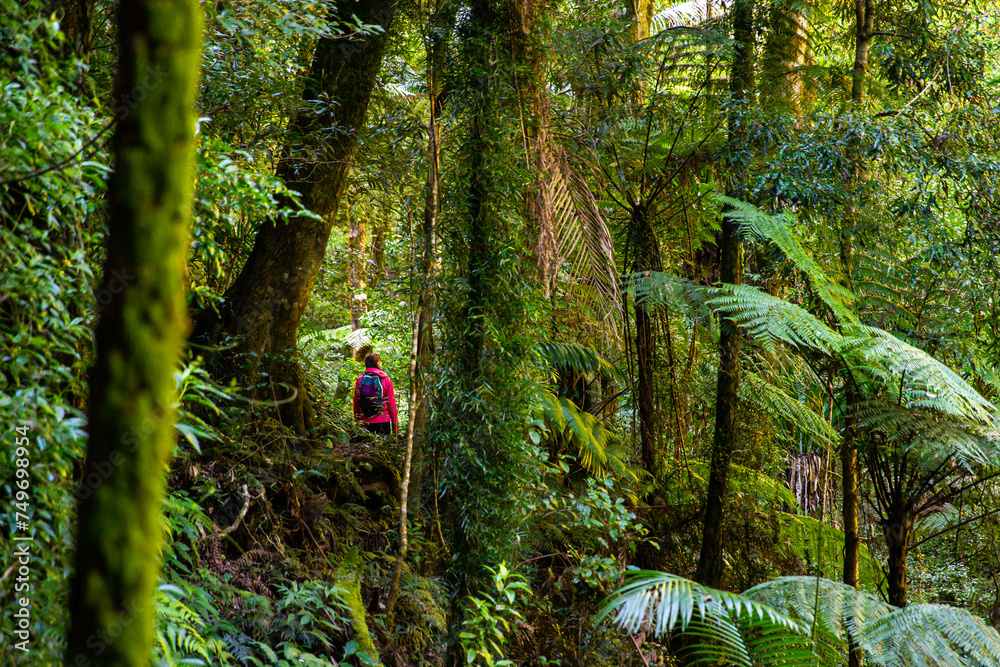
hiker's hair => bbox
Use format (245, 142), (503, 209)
(364, 353), (381, 369)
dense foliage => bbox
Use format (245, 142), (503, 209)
(3, 0), (1000, 664)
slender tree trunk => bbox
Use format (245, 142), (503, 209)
(349, 212), (368, 330)
(192, 0), (399, 434)
(885, 511), (912, 607)
(843, 3), (873, 661)
(841, 383), (864, 666)
(695, 0), (752, 589)
(65, 0), (201, 663)
(385, 40), (444, 618)
(852, 0), (875, 105)
(632, 207), (659, 474)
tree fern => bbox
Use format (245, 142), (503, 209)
(841, 325), (995, 424)
(746, 576), (1000, 667)
(708, 284), (842, 355)
(627, 271), (714, 323)
(854, 398), (1000, 467)
(596, 571), (817, 666)
(778, 514), (882, 588)
(714, 194), (858, 326)
(742, 371), (838, 447)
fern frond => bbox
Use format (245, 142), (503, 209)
(742, 371), (838, 446)
(778, 514), (882, 588)
(551, 156), (622, 329)
(746, 576), (1000, 667)
(537, 389), (638, 481)
(685, 458), (800, 510)
(709, 284), (842, 355)
(628, 271), (714, 322)
(714, 195), (857, 325)
(855, 399), (1000, 467)
(843, 325), (995, 424)
(534, 340), (627, 386)
(597, 571), (816, 667)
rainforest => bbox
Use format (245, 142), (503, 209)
(3, 0), (1000, 665)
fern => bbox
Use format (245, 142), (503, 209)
(538, 389), (638, 481)
(597, 571), (817, 666)
(854, 398), (1000, 467)
(778, 513), (882, 588)
(714, 194), (858, 325)
(746, 576), (1000, 667)
(742, 371), (838, 447)
(683, 458), (801, 511)
(627, 271), (715, 323)
(533, 340), (627, 386)
(708, 284), (842, 355)
(842, 325), (995, 424)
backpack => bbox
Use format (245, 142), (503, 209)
(357, 372), (385, 418)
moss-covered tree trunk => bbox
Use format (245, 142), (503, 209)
(65, 0), (201, 664)
(193, 0), (399, 433)
(695, 0), (753, 589)
(439, 0), (536, 663)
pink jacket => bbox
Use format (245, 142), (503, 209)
(353, 367), (399, 432)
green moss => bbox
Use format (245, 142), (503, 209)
(334, 547), (383, 665)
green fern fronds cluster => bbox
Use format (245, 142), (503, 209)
(538, 390), (637, 481)
(601, 573), (1000, 667)
(597, 571), (815, 666)
(747, 576), (1000, 667)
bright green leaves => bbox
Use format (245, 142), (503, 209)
(597, 571), (815, 666)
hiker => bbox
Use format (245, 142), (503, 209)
(353, 352), (399, 435)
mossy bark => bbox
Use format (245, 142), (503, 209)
(65, 0), (201, 664)
(336, 548), (383, 665)
(193, 0), (399, 434)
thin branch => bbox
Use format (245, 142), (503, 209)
(0, 120), (115, 186)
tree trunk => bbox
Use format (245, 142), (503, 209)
(841, 384), (864, 667)
(192, 0), (399, 434)
(632, 205), (659, 474)
(65, 0), (200, 663)
(385, 37), (445, 618)
(349, 212), (368, 330)
(885, 511), (912, 607)
(694, 0), (752, 589)
(842, 1), (873, 660)
(852, 0), (875, 105)
(761, 0), (811, 114)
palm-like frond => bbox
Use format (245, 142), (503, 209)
(628, 271), (715, 322)
(597, 571), (816, 667)
(708, 284), (842, 355)
(742, 371), (838, 446)
(746, 577), (1000, 667)
(538, 390), (637, 481)
(855, 399), (1000, 467)
(550, 155), (621, 330)
(651, 0), (717, 32)
(842, 325), (995, 424)
(715, 195), (857, 326)
(534, 340), (627, 386)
